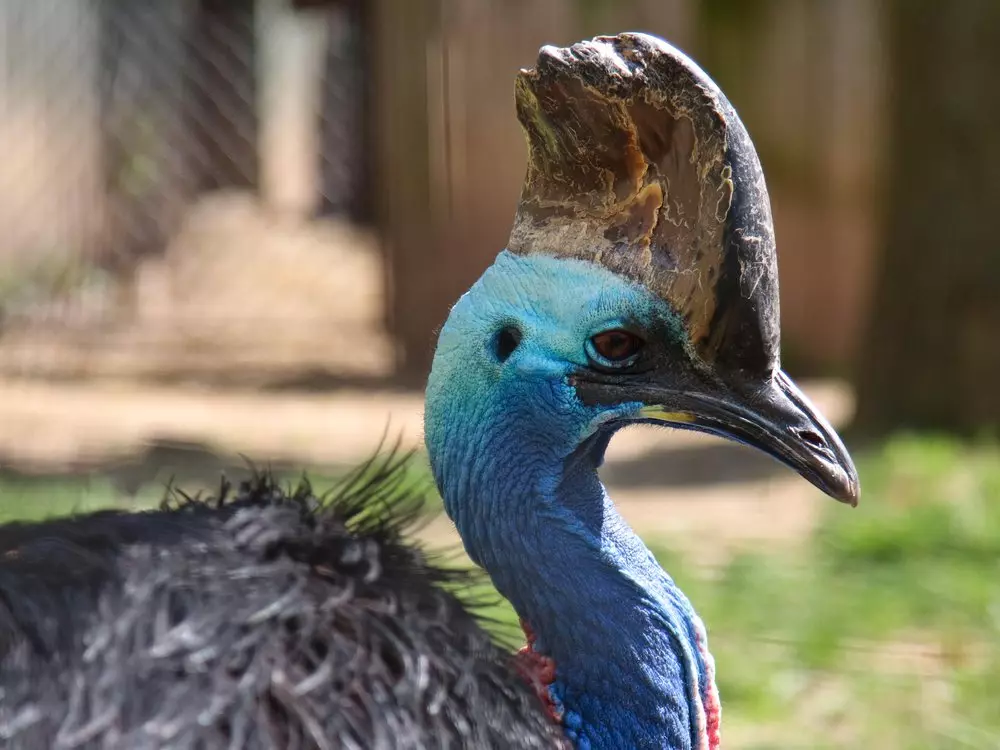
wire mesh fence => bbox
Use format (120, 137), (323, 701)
(0, 0), (387, 384)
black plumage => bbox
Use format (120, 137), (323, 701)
(0, 455), (562, 749)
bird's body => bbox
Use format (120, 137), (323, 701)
(0, 32), (858, 750)
(0, 465), (562, 748)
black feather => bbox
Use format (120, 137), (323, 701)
(0, 453), (563, 749)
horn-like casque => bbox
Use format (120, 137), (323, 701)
(509, 33), (778, 375)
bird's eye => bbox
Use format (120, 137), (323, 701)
(494, 325), (522, 362)
(588, 329), (645, 366)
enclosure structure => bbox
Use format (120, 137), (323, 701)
(0, 0), (882, 383)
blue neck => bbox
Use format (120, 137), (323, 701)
(434, 418), (716, 749)
(424, 250), (719, 747)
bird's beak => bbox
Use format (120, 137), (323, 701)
(574, 369), (860, 506)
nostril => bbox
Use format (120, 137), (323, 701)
(796, 428), (826, 451)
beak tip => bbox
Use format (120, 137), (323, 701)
(832, 467), (860, 507)
(847, 480), (861, 508)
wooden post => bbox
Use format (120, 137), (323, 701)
(371, 0), (443, 380)
(856, 0), (1000, 432)
(257, 0), (329, 217)
(0, 0), (104, 267)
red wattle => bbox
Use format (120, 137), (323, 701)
(515, 620), (563, 726)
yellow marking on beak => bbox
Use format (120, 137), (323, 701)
(639, 406), (696, 423)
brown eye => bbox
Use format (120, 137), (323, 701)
(589, 329), (645, 364)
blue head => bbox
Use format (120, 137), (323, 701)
(424, 33), (858, 749)
(426, 251), (726, 747)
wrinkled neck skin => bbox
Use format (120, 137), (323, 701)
(425, 252), (719, 749)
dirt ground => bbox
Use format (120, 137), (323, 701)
(0, 192), (392, 384)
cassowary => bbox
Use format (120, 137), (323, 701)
(0, 33), (858, 749)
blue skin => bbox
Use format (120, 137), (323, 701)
(425, 251), (716, 749)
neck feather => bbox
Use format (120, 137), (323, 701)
(436, 423), (720, 750)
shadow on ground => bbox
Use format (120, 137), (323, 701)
(1, 433), (790, 502)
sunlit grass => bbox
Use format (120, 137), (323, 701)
(0, 475), (128, 523)
(452, 434), (1000, 748)
(654, 434), (1000, 748)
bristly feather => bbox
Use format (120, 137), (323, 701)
(0, 450), (564, 749)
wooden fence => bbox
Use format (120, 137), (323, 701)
(373, 0), (885, 377)
(0, 0), (884, 382)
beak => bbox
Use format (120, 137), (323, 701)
(574, 369), (860, 506)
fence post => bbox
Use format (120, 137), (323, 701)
(257, 0), (329, 218)
(371, 0), (444, 380)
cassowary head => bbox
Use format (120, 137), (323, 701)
(425, 33), (858, 749)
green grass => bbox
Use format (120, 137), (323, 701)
(2, 434), (998, 748)
(650, 434), (1000, 748)
(0, 475), (133, 524)
(452, 434), (1000, 748)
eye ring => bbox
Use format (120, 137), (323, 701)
(587, 329), (645, 368)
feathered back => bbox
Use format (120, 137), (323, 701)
(0, 456), (563, 749)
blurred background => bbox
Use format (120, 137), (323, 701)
(1, 0), (998, 747)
